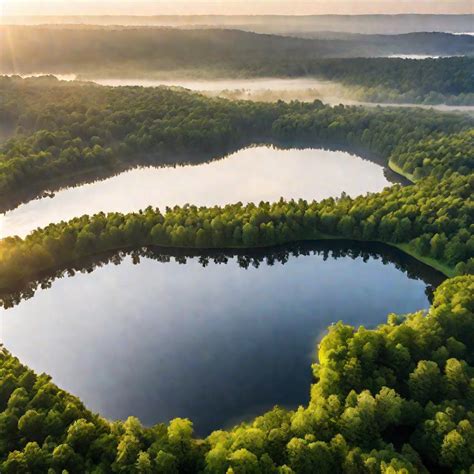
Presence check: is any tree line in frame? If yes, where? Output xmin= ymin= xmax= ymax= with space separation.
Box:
xmin=0 ymin=77 xmax=472 ymax=288
xmin=0 ymin=242 xmax=444 ymax=309
xmin=1 ymin=276 xmax=472 ymax=472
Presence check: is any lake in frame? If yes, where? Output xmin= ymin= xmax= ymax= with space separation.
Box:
xmin=0 ymin=242 xmax=443 ymax=436
xmin=0 ymin=146 xmax=399 ymax=239
xmin=387 ymin=54 xmax=459 ymax=59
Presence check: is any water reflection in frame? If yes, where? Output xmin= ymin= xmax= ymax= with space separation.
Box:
xmin=0 ymin=241 xmax=442 ymax=436
xmin=0 ymin=146 xmax=399 ymax=238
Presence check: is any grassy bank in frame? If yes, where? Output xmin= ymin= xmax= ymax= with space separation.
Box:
xmin=388 ymin=158 xmax=416 ymax=183
xmin=392 ymin=242 xmax=457 ymax=278
xmin=311 ymin=234 xmax=454 ymax=277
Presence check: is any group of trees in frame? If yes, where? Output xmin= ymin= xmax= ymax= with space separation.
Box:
xmin=1 ymin=275 xmax=472 ymax=472
xmin=1 ymin=26 xmax=474 ymax=104
xmin=390 ymin=129 xmax=474 ymax=181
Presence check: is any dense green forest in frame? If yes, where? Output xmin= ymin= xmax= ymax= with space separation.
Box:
xmin=0 ymin=75 xmax=473 ymax=472
xmin=390 ymin=130 xmax=474 ymax=181
xmin=0 ymin=76 xmax=473 ymax=288
xmin=0 ymin=173 xmax=472 ymax=289
xmin=1 ymin=276 xmax=473 ymax=472
xmin=1 ymin=27 xmax=474 ymax=104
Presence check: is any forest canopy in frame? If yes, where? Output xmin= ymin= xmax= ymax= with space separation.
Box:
xmin=0 ymin=76 xmax=472 ymax=206
xmin=0 ymin=76 xmax=472 ymax=473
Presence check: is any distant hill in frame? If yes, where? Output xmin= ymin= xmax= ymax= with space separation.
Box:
xmin=1 ymin=26 xmax=473 ymax=76
xmin=2 ymin=14 xmax=473 ymax=34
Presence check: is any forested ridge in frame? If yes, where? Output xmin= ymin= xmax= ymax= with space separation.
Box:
xmin=0 ymin=172 xmax=472 ymax=289
xmin=0 ymin=76 xmax=473 ymax=472
xmin=1 ymin=27 xmax=474 ymax=104
xmin=0 ymin=76 xmax=472 ymax=205
xmin=1 ymin=276 xmax=473 ymax=472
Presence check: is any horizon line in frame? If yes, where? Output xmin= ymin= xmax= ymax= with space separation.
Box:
xmin=3 ymin=13 xmax=474 ymax=18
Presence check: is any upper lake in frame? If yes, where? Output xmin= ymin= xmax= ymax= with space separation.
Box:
xmin=0 ymin=146 xmax=399 ymax=239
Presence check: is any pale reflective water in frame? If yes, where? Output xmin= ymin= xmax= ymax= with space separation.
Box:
xmin=387 ymin=54 xmax=459 ymax=59
xmin=0 ymin=146 xmax=396 ymax=238
xmin=0 ymin=242 xmax=442 ymax=435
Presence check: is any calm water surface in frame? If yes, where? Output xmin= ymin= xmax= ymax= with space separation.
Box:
xmin=0 ymin=146 xmax=396 ymax=238
xmin=0 ymin=243 xmax=442 ymax=435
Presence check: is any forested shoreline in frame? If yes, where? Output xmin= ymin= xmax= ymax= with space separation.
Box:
xmin=0 ymin=77 xmax=472 ymax=206
xmin=0 ymin=240 xmax=445 ymax=309
xmin=1 ymin=276 xmax=473 ymax=472
xmin=0 ymin=76 xmax=473 ymax=472
xmin=0 ymin=173 xmax=471 ymax=290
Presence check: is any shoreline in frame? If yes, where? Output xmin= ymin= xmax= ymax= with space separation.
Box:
xmin=388 ymin=158 xmax=416 ymax=183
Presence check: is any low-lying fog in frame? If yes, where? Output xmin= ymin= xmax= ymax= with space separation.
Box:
xmin=6 ymin=74 xmax=474 ymax=113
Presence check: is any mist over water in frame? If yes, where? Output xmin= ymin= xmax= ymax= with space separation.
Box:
xmin=9 ymin=73 xmax=473 ymax=113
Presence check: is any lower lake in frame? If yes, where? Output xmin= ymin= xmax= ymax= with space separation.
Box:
xmin=0 ymin=242 xmax=443 ymax=436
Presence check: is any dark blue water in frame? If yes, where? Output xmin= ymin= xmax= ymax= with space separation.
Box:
xmin=0 ymin=243 xmax=443 ymax=435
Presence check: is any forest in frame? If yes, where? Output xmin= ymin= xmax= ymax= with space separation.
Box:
xmin=1 ymin=276 xmax=473 ymax=472
xmin=0 ymin=76 xmax=472 ymax=207
xmin=1 ymin=27 xmax=474 ymax=104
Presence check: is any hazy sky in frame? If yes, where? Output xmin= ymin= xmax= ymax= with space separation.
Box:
xmin=2 ymin=0 xmax=473 ymax=16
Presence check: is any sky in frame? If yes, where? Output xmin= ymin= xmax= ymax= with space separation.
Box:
xmin=1 ymin=0 xmax=473 ymax=16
